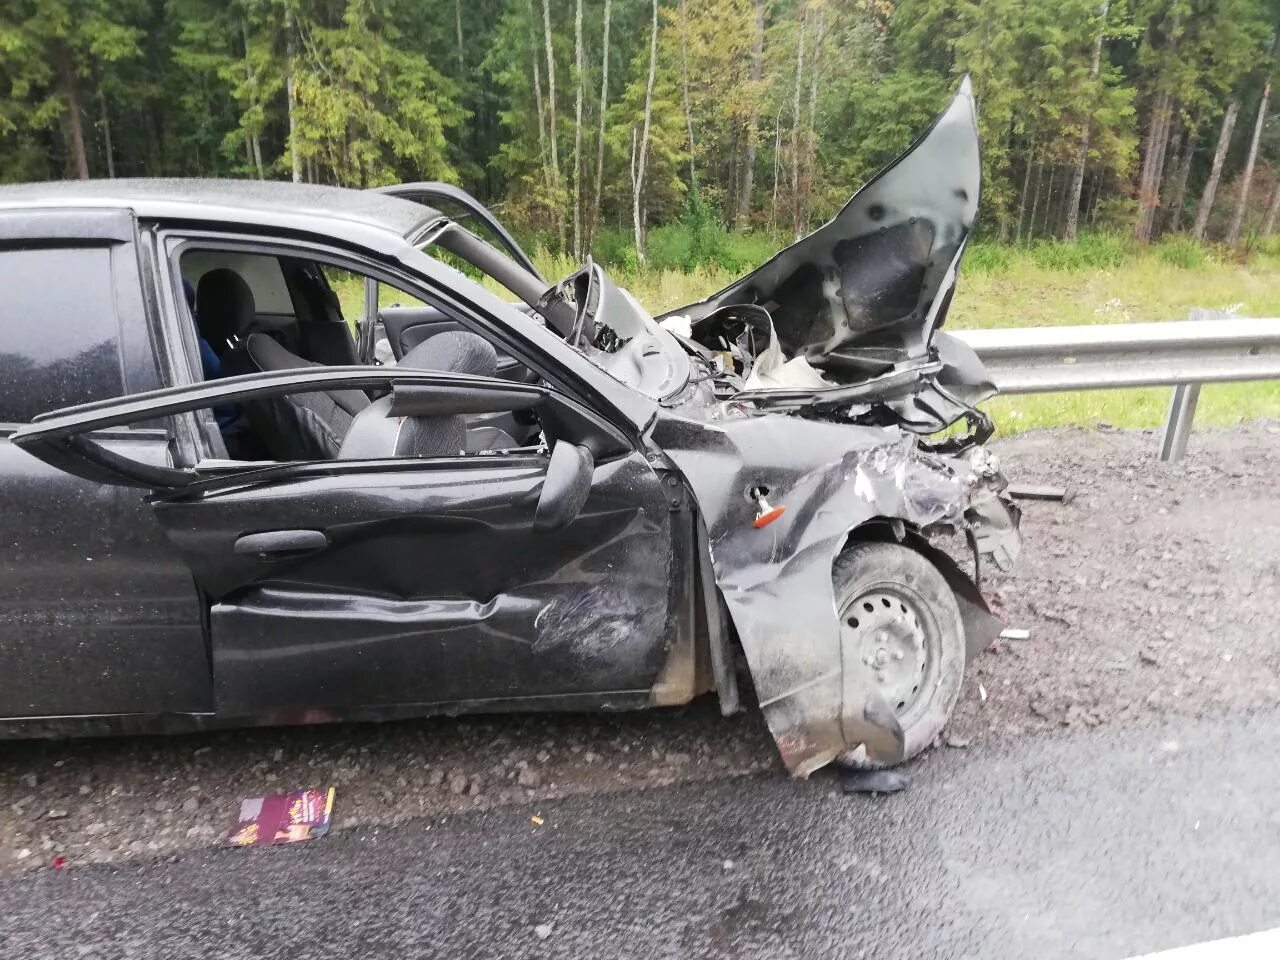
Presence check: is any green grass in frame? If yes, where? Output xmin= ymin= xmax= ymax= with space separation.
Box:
xmin=337 ymin=234 xmax=1280 ymax=438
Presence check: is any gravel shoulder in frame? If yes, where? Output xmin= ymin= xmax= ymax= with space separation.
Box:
xmin=2 ymin=420 xmax=1277 ymax=872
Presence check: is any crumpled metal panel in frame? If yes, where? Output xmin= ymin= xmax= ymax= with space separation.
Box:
xmin=652 ymin=411 xmax=1007 ymax=776
xmin=663 ymin=78 xmax=980 ymax=380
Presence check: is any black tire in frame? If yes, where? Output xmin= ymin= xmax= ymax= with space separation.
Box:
xmin=833 ymin=540 xmax=966 ymax=769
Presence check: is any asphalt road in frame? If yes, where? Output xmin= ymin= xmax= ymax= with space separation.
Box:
xmin=3 ymin=706 xmax=1278 ymax=960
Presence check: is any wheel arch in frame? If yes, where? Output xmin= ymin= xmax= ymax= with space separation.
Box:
xmin=843 ymin=517 xmax=1004 ymax=659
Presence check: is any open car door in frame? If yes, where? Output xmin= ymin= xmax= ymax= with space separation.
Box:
xmin=13 ymin=367 xmax=682 ymax=720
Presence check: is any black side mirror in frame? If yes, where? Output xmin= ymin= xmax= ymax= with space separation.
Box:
xmin=534 ymin=442 xmax=594 ymax=531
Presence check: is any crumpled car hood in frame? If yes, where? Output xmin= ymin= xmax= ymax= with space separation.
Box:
xmin=662 ymin=77 xmax=980 ymax=384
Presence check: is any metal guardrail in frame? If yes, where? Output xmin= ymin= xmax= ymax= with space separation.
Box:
xmin=951 ymin=311 xmax=1280 ymax=461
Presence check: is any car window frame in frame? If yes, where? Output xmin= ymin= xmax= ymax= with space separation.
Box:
xmin=0 ymin=209 xmax=162 ymax=435
xmin=156 ymin=229 xmax=630 ymax=466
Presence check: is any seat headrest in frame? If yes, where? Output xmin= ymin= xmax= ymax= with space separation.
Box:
xmin=400 ymin=331 xmax=497 ymax=378
xmin=196 ymin=268 xmax=256 ymax=352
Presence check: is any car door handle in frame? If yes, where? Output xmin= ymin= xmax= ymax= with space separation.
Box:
xmin=234 ymin=530 xmax=329 ymax=558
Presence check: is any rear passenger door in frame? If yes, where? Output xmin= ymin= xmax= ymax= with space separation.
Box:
xmin=0 ymin=211 xmax=211 ymax=720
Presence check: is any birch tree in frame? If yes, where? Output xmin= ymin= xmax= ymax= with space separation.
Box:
xmin=1192 ymin=102 xmax=1239 ymax=238
xmin=632 ymin=0 xmax=659 ymax=260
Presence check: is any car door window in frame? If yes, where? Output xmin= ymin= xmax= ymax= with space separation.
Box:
xmin=0 ymin=246 xmax=126 ymax=424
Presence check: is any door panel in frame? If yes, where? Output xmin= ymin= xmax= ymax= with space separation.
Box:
xmin=152 ymin=453 xmax=676 ymax=715
xmin=0 ymin=433 xmax=210 ymax=717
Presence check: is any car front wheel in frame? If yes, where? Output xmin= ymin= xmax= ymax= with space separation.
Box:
xmin=833 ymin=540 xmax=966 ymax=769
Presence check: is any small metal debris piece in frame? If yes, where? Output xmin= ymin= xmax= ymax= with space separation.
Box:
xmin=1006 ymin=483 xmax=1077 ymax=505
xmin=534 ymin=924 xmax=554 ymax=940
xmin=978 ymin=683 xmax=989 ymax=702
xmin=999 ymin=628 xmax=1031 ymax=641
xmin=839 ymin=768 xmax=909 ymax=795
xmin=530 ymin=815 xmax=545 ymax=826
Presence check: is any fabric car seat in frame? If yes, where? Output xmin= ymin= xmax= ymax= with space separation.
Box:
xmin=339 ymin=331 xmax=518 ymax=459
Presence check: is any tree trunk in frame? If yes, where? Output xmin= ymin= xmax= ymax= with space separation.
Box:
xmin=798 ymin=7 xmax=822 ymax=235
xmin=455 ymin=0 xmax=465 ymax=74
xmin=790 ymin=10 xmax=807 ymax=239
xmin=285 ymin=7 xmax=302 ymax=183
xmin=1159 ymin=122 xmax=1192 ymax=236
xmin=526 ymin=0 xmax=549 ymax=187
xmin=1066 ymin=1 xmax=1108 ymax=241
xmin=1134 ymin=90 xmax=1172 ymax=243
xmin=588 ymin=0 xmax=612 ymax=252
xmin=632 ymin=0 xmax=659 ymax=262
xmin=572 ymin=0 xmax=584 ymax=258
xmin=735 ymin=0 xmax=765 ymax=227
xmin=770 ymin=106 xmax=782 ymax=230
xmin=1193 ymin=102 xmax=1239 ymax=239
xmin=1027 ymin=159 xmax=1044 ymax=244
xmin=1149 ymin=120 xmax=1184 ymax=240
xmin=1015 ymin=139 xmax=1035 ymax=244
xmin=57 ymin=43 xmax=90 ymax=180
xmin=541 ymin=0 xmax=560 ymax=189
xmin=678 ymin=0 xmax=697 ymax=193
xmin=1262 ymin=178 xmax=1280 ymax=235
xmin=1227 ymin=79 xmax=1273 ymax=245
xmin=98 ymin=89 xmax=115 ymax=178
xmin=1041 ymin=167 xmax=1056 ymax=238
xmin=1163 ymin=125 xmax=1195 ymax=234
xmin=541 ymin=0 xmax=564 ymax=247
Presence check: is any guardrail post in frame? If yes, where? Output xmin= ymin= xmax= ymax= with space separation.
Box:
xmin=1159 ymin=382 xmax=1200 ymax=462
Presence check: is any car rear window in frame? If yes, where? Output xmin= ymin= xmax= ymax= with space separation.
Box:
xmin=0 ymin=246 xmax=126 ymax=424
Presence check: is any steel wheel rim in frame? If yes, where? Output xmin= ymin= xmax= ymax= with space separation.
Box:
xmin=840 ymin=585 xmax=939 ymax=724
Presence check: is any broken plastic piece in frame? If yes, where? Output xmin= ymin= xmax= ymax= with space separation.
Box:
xmin=999 ymin=628 xmax=1031 ymax=640
xmin=223 ymin=787 xmax=335 ymax=846
xmin=530 ymin=815 xmax=545 ymax=826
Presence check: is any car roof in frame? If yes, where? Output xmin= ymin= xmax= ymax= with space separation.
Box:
xmin=0 ymin=178 xmax=441 ymax=242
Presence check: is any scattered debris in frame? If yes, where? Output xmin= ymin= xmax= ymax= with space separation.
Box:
xmin=51 ymin=856 xmax=66 ymax=870
xmin=534 ymin=923 xmax=554 ymax=940
xmin=978 ymin=683 xmax=989 ymax=702
xmin=999 ymin=628 xmax=1032 ymax=641
xmin=1138 ymin=648 xmax=1162 ymax=666
xmin=722 ymin=859 xmax=736 ymax=871
xmin=530 ymin=815 xmax=544 ymax=826
xmin=223 ymin=788 xmax=335 ymax=847
xmin=45 ymin=808 xmax=68 ymax=821
xmin=1029 ymin=698 xmax=1054 ymax=720
xmin=943 ymin=735 xmax=971 ymax=749
xmin=839 ymin=768 xmax=909 ymax=795
xmin=1007 ymin=483 xmax=1077 ymax=505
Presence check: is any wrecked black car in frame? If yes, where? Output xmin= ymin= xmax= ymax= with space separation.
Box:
xmin=0 ymin=79 xmax=1017 ymax=776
